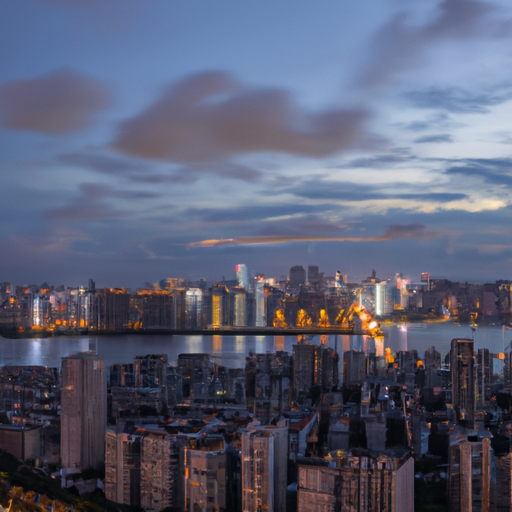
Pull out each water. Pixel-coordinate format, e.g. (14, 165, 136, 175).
(0, 323, 508, 369)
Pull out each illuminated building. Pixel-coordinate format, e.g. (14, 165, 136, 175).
(210, 284, 230, 328)
(232, 286, 248, 326)
(185, 288, 205, 329)
(105, 430, 142, 507)
(242, 419, 288, 512)
(31, 293, 52, 329)
(236, 263, 250, 290)
(97, 288, 130, 331)
(183, 435, 226, 512)
(61, 352, 106, 472)
(477, 348, 492, 408)
(254, 279, 266, 327)
(297, 450, 414, 512)
(450, 338, 475, 428)
(448, 434, 491, 512)
(362, 271, 393, 316)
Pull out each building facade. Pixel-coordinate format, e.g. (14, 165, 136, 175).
(61, 352, 106, 472)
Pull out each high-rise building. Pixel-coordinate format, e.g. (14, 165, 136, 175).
(183, 435, 226, 512)
(450, 338, 475, 428)
(185, 288, 205, 329)
(254, 280, 266, 327)
(293, 343, 339, 396)
(140, 430, 182, 512)
(477, 348, 492, 408)
(105, 430, 142, 507)
(210, 284, 230, 328)
(307, 265, 322, 290)
(241, 419, 288, 512)
(343, 350, 367, 386)
(61, 352, 107, 471)
(242, 429, 274, 512)
(289, 265, 306, 290)
(178, 353, 211, 398)
(448, 434, 491, 512)
(97, 288, 130, 331)
(236, 264, 250, 290)
(293, 343, 317, 395)
(232, 287, 248, 327)
(297, 450, 414, 512)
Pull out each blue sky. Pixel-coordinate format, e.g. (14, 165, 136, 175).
(1, 0, 512, 287)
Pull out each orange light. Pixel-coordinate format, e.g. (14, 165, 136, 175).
(499, 352, 506, 360)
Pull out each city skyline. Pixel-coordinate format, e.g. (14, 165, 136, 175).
(2, 1, 512, 288)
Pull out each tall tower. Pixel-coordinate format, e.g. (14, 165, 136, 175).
(236, 264, 250, 290)
(448, 434, 491, 512)
(450, 338, 475, 428)
(241, 419, 288, 512)
(61, 352, 107, 471)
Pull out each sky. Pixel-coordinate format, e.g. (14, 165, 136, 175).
(1, 0, 512, 288)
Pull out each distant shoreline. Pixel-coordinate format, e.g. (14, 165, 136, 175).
(0, 326, 377, 340)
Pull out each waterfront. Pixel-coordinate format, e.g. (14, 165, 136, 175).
(0, 322, 508, 370)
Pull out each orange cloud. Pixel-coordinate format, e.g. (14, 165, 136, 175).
(188, 223, 434, 247)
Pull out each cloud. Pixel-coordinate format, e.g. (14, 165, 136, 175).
(44, 182, 159, 221)
(286, 179, 467, 203)
(414, 134, 453, 143)
(445, 158, 512, 186)
(405, 86, 512, 113)
(344, 151, 412, 168)
(111, 71, 368, 163)
(185, 204, 338, 223)
(188, 223, 435, 247)
(0, 69, 111, 133)
(58, 152, 149, 175)
(359, 0, 509, 87)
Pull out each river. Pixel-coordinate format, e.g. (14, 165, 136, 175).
(0, 322, 508, 371)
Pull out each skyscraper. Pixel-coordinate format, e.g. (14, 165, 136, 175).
(448, 434, 491, 512)
(297, 450, 414, 512)
(289, 265, 306, 290)
(241, 419, 288, 512)
(450, 338, 475, 428)
(236, 263, 250, 290)
(183, 435, 227, 512)
(61, 352, 107, 471)
(105, 430, 142, 507)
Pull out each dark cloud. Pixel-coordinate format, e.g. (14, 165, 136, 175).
(379, 223, 431, 240)
(111, 71, 368, 163)
(404, 86, 512, 113)
(58, 152, 149, 175)
(287, 180, 466, 203)
(344, 152, 412, 168)
(414, 134, 453, 143)
(44, 183, 159, 221)
(128, 172, 198, 185)
(0, 69, 111, 133)
(445, 158, 512, 186)
(359, 0, 509, 87)
(397, 192, 466, 201)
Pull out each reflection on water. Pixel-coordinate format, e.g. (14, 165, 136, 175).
(0, 323, 509, 370)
